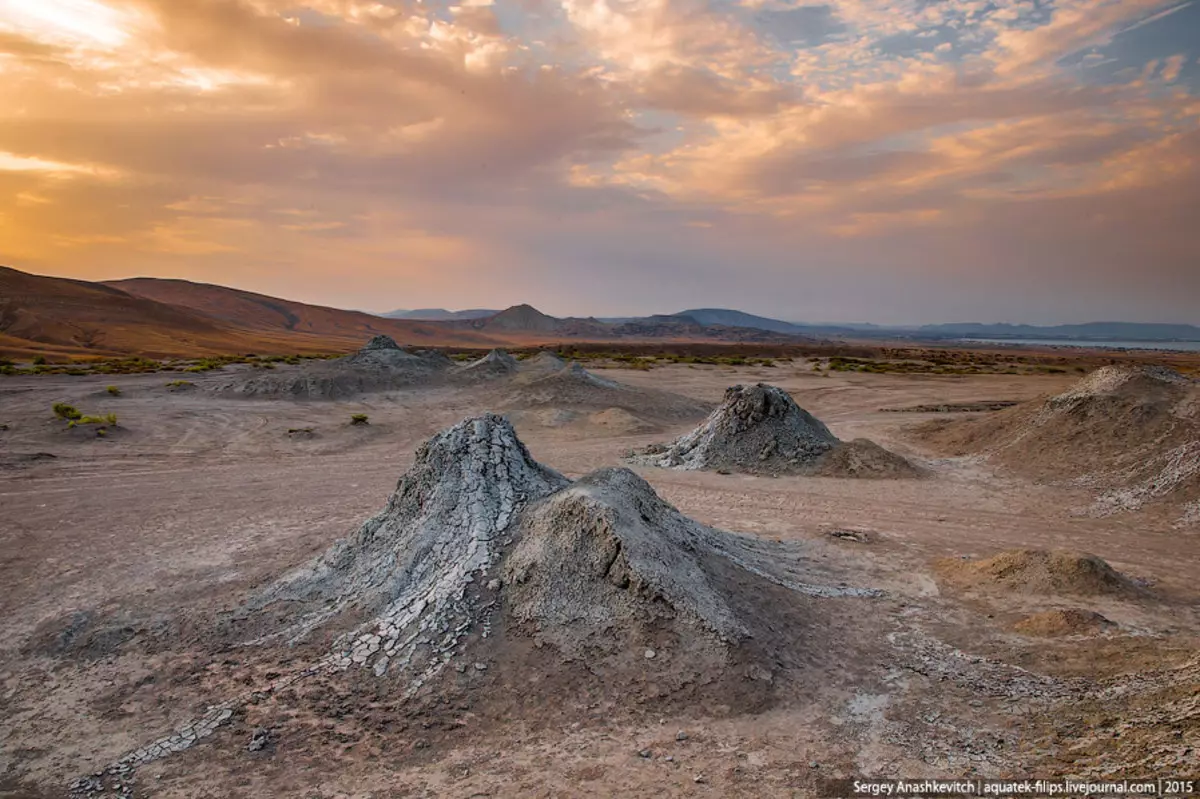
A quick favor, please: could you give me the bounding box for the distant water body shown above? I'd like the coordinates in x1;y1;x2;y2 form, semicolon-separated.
960;338;1200;353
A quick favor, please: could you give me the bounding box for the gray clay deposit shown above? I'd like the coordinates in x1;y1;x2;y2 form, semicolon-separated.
221;335;452;400
631;383;918;477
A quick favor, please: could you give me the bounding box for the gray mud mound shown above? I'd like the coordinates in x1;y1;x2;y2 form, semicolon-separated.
914;365;1199;520
630;383;917;477
82;417;884;785
518;351;567;379
457;349;519;379
247;414;568;650
502;467;875;689
221;336;451;400
501;363;710;428
936;549;1142;598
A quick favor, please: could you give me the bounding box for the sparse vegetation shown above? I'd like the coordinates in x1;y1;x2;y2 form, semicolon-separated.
32;355;46;365
106;385;121;396
53;402;82;421
166;380;194;389
351;414;370;426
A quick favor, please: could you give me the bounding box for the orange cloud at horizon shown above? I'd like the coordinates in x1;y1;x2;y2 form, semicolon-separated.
0;0;1197;324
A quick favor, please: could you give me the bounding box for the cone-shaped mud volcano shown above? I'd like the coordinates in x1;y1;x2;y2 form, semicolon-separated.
630;383;918;477
915;364;1199;519
458;348;519;378
248;414;569;658
91;415;883;786
223;335;451;399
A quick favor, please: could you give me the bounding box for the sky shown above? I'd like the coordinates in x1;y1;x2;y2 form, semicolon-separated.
0;0;1197;325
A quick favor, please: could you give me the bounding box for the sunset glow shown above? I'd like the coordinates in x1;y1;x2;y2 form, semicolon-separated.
0;0;1197;322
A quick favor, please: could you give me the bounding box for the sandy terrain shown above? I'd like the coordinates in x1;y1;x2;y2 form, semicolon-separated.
1;361;1197;798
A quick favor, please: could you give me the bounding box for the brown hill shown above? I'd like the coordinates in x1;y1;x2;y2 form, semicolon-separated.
0;267;500;359
0;266;264;359
106;277;496;350
474;304;562;333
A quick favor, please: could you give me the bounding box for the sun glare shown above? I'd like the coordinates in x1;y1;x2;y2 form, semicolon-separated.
0;0;134;48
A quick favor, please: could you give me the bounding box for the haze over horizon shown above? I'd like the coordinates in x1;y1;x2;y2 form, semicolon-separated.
1;0;1197;326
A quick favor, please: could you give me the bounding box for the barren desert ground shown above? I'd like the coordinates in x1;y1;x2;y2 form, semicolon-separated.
2;359;1197;798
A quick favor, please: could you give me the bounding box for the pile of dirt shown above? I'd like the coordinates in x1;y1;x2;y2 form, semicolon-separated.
457;349;519;378
500;363;711;429
936;549;1141;598
630;383;918;478
914;365;1199;520
812;438;924;479
220;336;451;400
1012;609;1116;637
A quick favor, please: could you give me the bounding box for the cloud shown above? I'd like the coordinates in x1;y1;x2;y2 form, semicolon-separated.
0;0;1196;323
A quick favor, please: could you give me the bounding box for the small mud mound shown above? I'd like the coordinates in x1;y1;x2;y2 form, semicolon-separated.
589;407;656;433
1013;609;1116;637
936;550;1141;598
458;349;519;378
814;439;924;479
913;365;1199;521
630;383;916;477
518;351;567;378
221;337;450;400
501;363;710;427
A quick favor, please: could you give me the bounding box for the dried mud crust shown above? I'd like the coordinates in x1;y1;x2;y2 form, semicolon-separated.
64;415;891;793
498;362;713;429
912;365;1200;521
629;383;919;478
934;549;1144;598
1011;609;1116;636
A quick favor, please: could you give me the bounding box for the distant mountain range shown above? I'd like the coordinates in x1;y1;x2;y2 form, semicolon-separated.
4;264;1197;360
916;322;1200;342
383;308;499;321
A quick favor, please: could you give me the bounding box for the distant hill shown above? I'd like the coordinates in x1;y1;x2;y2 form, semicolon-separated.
383;308;499;321
0;267;503;359
106;278;499;349
673;308;807;335
0;268;825;360
0;266;271;359
919;322;1200;342
475;304;564;333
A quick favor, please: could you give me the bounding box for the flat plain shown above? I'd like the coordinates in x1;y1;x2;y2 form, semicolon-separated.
1;357;1197;798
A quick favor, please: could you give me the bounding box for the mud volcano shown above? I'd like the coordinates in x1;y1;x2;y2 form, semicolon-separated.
457;348;519;378
224;335;451;400
92;415;880;784
501;362;712;429
252;414;869;684
631;383;919;477
916;365;1199;519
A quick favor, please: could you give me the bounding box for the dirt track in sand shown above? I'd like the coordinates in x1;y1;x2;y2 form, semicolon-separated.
1;361;1198;797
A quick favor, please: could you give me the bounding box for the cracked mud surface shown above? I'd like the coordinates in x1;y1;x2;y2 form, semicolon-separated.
2;362;1197;797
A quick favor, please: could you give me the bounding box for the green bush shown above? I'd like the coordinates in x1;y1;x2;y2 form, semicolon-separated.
351;413;370;426
32;355;47;365
106;385;121;396
53;402;82;421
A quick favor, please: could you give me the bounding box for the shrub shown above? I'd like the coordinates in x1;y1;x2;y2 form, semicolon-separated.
166;380;194;388
106;385;121;396
53;402;82;421
351;413;370;426
32;355;47;365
